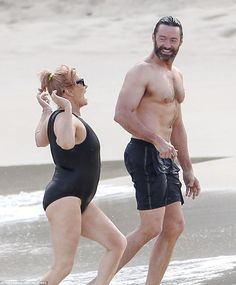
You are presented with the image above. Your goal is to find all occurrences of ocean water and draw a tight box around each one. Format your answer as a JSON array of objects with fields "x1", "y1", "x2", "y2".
[
  {"x1": 1, "y1": 182, "x2": 236, "y2": 284},
  {"x1": 2, "y1": 256, "x2": 236, "y2": 284},
  {"x1": 0, "y1": 183, "x2": 133, "y2": 224},
  {"x1": 49, "y1": 256, "x2": 236, "y2": 285},
  {"x1": 1, "y1": 181, "x2": 235, "y2": 225}
]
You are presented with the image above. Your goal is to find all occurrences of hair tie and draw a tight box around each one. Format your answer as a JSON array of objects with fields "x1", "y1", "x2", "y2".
[{"x1": 48, "y1": 73, "x2": 54, "y2": 81}]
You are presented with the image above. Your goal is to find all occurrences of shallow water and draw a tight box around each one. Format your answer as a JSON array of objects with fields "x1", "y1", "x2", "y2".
[
  {"x1": 3, "y1": 256, "x2": 236, "y2": 285},
  {"x1": 0, "y1": 183, "x2": 133, "y2": 223},
  {"x1": 1, "y1": 183, "x2": 236, "y2": 283}
]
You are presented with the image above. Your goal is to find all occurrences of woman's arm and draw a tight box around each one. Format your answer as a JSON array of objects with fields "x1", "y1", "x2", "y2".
[
  {"x1": 51, "y1": 91, "x2": 77, "y2": 150},
  {"x1": 35, "y1": 92, "x2": 52, "y2": 147}
]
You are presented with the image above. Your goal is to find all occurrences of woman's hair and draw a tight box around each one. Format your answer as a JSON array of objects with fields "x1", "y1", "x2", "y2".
[{"x1": 39, "y1": 65, "x2": 78, "y2": 97}]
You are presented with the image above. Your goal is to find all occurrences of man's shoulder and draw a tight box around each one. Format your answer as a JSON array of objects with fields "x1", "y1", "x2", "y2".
[
  {"x1": 172, "y1": 65, "x2": 183, "y2": 76},
  {"x1": 127, "y1": 60, "x2": 154, "y2": 76},
  {"x1": 135, "y1": 57, "x2": 155, "y2": 68}
]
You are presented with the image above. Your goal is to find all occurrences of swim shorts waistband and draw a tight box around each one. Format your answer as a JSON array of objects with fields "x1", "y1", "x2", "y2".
[{"x1": 130, "y1": 138, "x2": 154, "y2": 146}]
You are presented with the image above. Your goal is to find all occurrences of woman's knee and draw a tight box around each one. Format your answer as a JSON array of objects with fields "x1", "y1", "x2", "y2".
[
  {"x1": 53, "y1": 258, "x2": 74, "y2": 278},
  {"x1": 108, "y1": 231, "x2": 127, "y2": 255},
  {"x1": 114, "y1": 233, "x2": 127, "y2": 253},
  {"x1": 119, "y1": 233, "x2": 127, "y2": 252}
]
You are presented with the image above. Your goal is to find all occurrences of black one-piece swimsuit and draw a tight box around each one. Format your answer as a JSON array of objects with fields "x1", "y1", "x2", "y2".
[{"x1": 43, "y1": 110, "x2": 101, "y2": 213}]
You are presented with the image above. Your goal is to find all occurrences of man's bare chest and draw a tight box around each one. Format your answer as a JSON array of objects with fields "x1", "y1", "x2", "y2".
[{"x1": 147, "y1": 73, "x2": 184, "y2": 103}]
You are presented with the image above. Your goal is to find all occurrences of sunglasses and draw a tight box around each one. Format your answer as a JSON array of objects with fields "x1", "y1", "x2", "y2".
[{"x1": 76, "y1": 78, "x2": 87, "y2": 88}]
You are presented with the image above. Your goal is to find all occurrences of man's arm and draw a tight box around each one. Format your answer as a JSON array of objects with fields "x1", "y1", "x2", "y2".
[
  {"x1": 114, "y1": 65, "x2": 177, "y2": 158},
  {"x1": 171, "y1": 105, "x2": 201, "y2": 199},
  {"x1": 171, "y1": 105, "x2": 192, "y2": 171},
  {"x1": 114, "y1": 65, "x2": 156, "y2": 141}
]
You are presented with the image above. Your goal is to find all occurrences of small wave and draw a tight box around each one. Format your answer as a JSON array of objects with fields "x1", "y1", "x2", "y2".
[
  {"x1": 68, "y1": 255, "x2": 236, "y2": 284},
  {"x1": 3, "y1": 255, "x2": 236, "y2": 285},
  {"x1": 0, "y1": 183, "x2": 133, "y2": 224}
]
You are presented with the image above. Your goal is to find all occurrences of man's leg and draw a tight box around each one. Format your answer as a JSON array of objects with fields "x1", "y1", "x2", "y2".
[
  {"x1": 86, "y1": 207, "x2": 165, "y2": 285},
  {"x1": 116, "y1": 206, "x2": 166, "y2": 272},
  {"x1": 145, "y1": 202, "x2": 185, "y2": 285}
]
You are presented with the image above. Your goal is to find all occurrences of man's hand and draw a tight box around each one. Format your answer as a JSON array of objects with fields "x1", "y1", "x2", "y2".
[
  {"x1": 155, "y1": 137, "x2": 178, "y2": 159},
  {"x1": 183, "y1": 170, "x2": 201, "y2": 199}
]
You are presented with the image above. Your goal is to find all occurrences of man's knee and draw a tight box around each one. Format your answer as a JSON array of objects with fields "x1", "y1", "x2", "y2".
[
  {"x1": 163, "y1": 218, "x2": 185, "y2": 239},
  {"x1": 138, "y1": 224, "x2": 163, "y2": 242},
  {"x1": 173, "y1": 218, "x2": 185, "y2": 236}
]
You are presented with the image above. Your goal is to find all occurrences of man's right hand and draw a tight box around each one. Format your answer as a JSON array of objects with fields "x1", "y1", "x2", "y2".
[{"x1": 154, "y1": 137, "x2": 178, "y2": 159}]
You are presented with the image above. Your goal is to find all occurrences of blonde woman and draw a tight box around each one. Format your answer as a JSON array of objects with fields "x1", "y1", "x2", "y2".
[{"x1": 35, "y1": 65, "x2": 126, "y2": 285}]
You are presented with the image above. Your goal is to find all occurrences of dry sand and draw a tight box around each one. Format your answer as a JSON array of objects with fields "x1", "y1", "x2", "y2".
[{"x1": 0, "y1": 0, "x2": 236, "y2": 166}]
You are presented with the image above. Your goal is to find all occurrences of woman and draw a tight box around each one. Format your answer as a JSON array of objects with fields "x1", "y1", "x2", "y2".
[{"x1": 35, "y1": 65, "x2": 126, "y2": 285}]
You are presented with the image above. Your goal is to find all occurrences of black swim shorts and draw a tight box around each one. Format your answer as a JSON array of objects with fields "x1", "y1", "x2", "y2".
[{"x1": 124, "y1": 138, "x2": 184, "y2": 210}]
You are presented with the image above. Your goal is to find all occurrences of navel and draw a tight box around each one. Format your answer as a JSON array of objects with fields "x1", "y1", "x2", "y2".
[{"x1": 163, "y1": 97, "x2": 174, "y2": 104}]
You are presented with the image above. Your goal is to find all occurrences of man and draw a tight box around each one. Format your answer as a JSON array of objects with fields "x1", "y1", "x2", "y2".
[{"x1": 114, "y1": 16, "x2": 201, "y2": 284}]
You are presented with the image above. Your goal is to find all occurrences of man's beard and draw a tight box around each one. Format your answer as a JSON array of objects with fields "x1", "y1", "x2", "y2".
[{"x1": 154, "y1": 42, "x2": 179, "y2": 62}]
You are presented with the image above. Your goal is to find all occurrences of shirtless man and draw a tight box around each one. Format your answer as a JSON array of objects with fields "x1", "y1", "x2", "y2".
[{"x1": 114, "y1": 16, "x2": 201, "y2": 284}]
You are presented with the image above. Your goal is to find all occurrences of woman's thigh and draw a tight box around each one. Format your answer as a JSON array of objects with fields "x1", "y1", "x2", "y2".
[
  {"x1": 46, "y1": 196, "x2": 82, "y2": 261},
  {"x1": 81, "y1": 202, "x2": 125, "y2": 249}
]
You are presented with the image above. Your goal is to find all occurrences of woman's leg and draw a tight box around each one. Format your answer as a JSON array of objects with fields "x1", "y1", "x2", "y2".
[
  {"x1": 82, "y1": 202, "x2": 127, "y2": 285},
  {"x1": 40, "y1": 196, "x2": 82, "y2": 285}
]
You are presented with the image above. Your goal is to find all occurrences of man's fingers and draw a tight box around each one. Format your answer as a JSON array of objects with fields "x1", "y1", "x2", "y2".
[
  {"x1": 186, "y1": 186, "x2": 200, "y2": 200},
  {"x1": 160, "y1": 148, "x2": 178, "y2": 159}
]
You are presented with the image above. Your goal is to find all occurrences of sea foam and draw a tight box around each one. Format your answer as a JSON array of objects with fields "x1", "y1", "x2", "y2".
[
  {"x1": 3, "y1": 255, "x2": 236, "y2": 285},
  {"x1": 0, "y1": 183, "x2": 133, "y2": 224}
]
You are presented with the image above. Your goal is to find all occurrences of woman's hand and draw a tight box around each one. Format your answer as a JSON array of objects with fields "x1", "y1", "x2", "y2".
[
  {"x1": 51, "y1": 90, "x2": 72, "y2": 111},
  {"x1": 35, "y1": 90, "x2": 52, "y2": 147},
  {"x1": 36, "y1": 90, "x2": 52, "y2": 112}
]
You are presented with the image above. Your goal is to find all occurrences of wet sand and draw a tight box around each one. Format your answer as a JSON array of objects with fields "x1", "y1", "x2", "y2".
[
  {"x1": 0, "y1": 156, "x2": 227, "y2": 195},
  {"x1": 1, "y1": 187, "x2": 236, "y2": 284}
]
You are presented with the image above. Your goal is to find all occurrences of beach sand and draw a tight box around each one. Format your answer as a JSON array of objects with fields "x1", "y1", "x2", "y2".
[
  {"x1": 0, "y1": 156, "x2": 225, "y2": 195},
  {"x1": 0, "y1": 0, "x2": 236, "y2": 166}
]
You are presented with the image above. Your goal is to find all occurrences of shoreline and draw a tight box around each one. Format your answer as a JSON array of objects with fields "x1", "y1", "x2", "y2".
[
  {"x1": 0, "y1": 156, "x2": 228, "y2": 195},
  {"x1": 1, "y1": 156, "x2": 236, "y2": 283},
  {"x1": 1, "y1": 189, "x2": 236, "y2": 283}
]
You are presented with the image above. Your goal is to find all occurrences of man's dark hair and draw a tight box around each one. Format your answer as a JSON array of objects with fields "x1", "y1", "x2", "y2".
[{"x1": 153, "y1": 16, "x2": 183, "y2": 40}]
